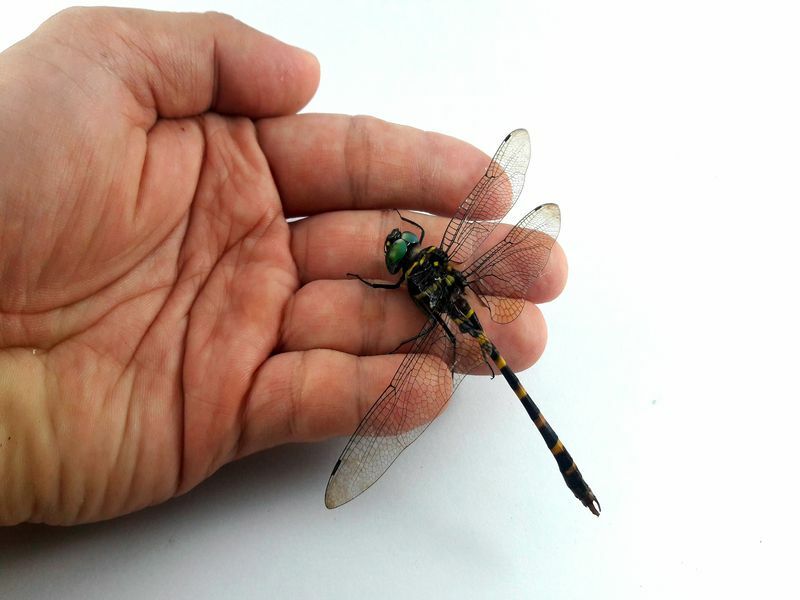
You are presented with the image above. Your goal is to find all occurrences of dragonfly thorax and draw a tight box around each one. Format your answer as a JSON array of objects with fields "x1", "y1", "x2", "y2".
[{"x1": 405, "y1": 246, "x2": 467, "y2": 315}]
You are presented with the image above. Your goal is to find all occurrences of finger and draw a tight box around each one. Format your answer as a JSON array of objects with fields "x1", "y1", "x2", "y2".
[
  {"x1": 279, "y1": 279, "x2": 547, "y2": 372},
  {"x1": 256, "y1": 114, "x2": 493, "y2": 217},
  {"x1": 290, "y1": 210, "x2": 568, "y2": 303},
  {"x1": 41, "y1": 7, "x2": 319, "y2": 122},
  {"x1": 237, "y1": 349, "x2": 426, "y2": 454},
  {"x1": 239, "y1": 294, "x2": 547, "y2": 455}
]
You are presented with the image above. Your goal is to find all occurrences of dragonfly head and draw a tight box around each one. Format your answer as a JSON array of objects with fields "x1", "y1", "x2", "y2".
[{"x1": 384, "y1": 229, "x2": 419, "y2": 274}]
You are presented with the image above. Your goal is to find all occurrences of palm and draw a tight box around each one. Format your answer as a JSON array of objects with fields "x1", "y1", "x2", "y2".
[
  {"x1": 0, "y1": 8, "x2": 563, "y2": 525},
  {"x1": 7, "y1": 115, "x2": 300, "y2": 524}
]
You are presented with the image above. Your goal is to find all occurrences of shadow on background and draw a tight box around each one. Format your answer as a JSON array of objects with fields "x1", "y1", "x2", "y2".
[{"x1": 0, "y1": 440, "x2": 337, "y2": 561}]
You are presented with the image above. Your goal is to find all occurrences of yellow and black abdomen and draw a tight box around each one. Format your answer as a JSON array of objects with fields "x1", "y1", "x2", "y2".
[
  {"x1": 406, "y1": 253, "x2": 600, "y2": 516},
  {"x1": 480, "y1": 336, "x2": 600, "y2": 515}
]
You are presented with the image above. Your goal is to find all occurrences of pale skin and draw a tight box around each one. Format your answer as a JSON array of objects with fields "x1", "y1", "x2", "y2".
[{"x1": 0, "y1": 8, "x2": 567, "y2": 525}]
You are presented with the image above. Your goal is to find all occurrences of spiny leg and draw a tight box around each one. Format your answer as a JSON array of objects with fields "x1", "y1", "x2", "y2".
[
  {"x1": 463, "y1": 322, "x2": 496, "y2": 378},
  {"x1": 390, "y1": 319, "x2": 438, "y2": 353},
  {"x1": 430, "y1": 312, "x2": 458, "y2": 371},
  {"x1": 474, "y1": 292, "x2": 491, "y2": 312},
  {"x1": 395, "y1": 210, "x2": 426, "y2": 244},
  {"x1": 347, "y1": 273, "x2": 403, "y2": 289},
  {"x1": 479, "y1": 341, "x2": 497, "y2": 378},
  {"x1": 349, "y1": 271, "x2": 415, "y2": 351},
  {"x1": 451, "y1": 304, "x2": 496, "y2": 377}
]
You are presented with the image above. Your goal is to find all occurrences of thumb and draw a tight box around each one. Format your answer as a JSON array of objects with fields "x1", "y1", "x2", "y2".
[{"x1": 35, "y1": 7, "x2": 320, "y2": 123}]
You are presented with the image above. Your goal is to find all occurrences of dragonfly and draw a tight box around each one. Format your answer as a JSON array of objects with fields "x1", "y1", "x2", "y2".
[{"x1": 324, "y1": 129, "x2": 600, "y2": 516}]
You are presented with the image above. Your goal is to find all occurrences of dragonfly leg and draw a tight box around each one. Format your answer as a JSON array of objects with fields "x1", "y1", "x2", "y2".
[
  {"x1": 464, "y1": 321, "x2": 496, "y2": 378},
  {"x1": 430, "y1": 312, "x2": 458, "y2": 370},
  {"x1": 480, "y1": 342, "x2": 497, "y2": 379},
  {"x1": 389, "y1": 319, "x2": 437, "y2": 353},
  {"x1": 347, "y1": 273, "x2": 404, "y2": 289},
  {"x1": 395, "y1": 210, "x2": 426, "y2": 244},
  {"x1": 474, "y1": 293, "x2": 491, "y2": 311}
]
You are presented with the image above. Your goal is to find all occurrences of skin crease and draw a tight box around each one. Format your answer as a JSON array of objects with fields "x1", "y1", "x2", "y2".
[{"x1": 0, "y1": 8, "x2": 567, "y2": 525}]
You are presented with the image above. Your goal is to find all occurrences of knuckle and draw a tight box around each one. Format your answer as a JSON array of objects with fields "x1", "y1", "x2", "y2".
[{"x1": 344, "y1": 115, "x2": 387, "y2": 208}]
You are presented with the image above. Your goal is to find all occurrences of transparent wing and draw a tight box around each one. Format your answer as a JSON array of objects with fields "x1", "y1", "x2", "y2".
[
  {"x1": 325, "y1": 317, "x2": 486, "y2": 508},
  {"x1": 440, "y1": 129, "x2": 531, "y2": 265},
  {"x1": 463, "y1": 203, "x2": 561, "y2": 324}
]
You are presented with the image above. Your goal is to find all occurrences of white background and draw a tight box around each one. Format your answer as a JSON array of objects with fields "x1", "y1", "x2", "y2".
[{"x1": 2, "y1": 1, "x2": 799, "y2": 598}]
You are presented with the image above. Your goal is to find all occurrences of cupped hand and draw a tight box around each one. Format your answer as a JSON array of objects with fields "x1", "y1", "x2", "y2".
[{"x1": 0, "y1": 8, "x2": 566, "y2": 525}]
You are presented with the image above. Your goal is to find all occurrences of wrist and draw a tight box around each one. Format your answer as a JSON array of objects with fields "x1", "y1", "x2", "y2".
[{"x1": 0, "y1": 351, "x2": 56, "y2": 525}]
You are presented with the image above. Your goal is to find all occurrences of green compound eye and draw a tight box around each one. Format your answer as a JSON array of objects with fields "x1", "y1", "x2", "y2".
[
  {"x1": 385, "y1": 239, "x2": 408, "y2": 274},
  {"x1": 401, "y1": 231, "x2": 419, "y2": 245}
]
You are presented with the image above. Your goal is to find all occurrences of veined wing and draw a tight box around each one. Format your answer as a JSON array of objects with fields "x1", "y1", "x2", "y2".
[
  {"x1": 463, "y1": 203, "x2": 561, "y2": 324},
  {"x1": 325, "y1": 317, "x2": 487, "y2": 508},
  {"x1": 440, "y1": 129, "x2": 531, "y2": 265}
]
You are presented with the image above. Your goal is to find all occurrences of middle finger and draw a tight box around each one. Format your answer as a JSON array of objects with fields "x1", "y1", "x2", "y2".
[
  {"x1": 278, "y1": 278, "x2": 547, "y2": 373},
  {"x1": 289, "y1": 209, "x2": 568, "y2": 304}
]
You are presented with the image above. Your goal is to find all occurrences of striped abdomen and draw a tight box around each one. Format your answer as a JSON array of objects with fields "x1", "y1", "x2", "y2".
[{"x1": 477, "y1": 334, "x2": 601, "y2": 516}]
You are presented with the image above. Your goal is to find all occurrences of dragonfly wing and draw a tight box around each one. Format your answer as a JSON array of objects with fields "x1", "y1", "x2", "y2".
[
  {"x1": 440, "y1": 129, "x2": 531, "y2": 265},
  {"x1": 463, "y1": 203, "x2": 561, "y2": 324},
  {"x1": 325, "y1": 317, "x2": 487, "y2": 508}
]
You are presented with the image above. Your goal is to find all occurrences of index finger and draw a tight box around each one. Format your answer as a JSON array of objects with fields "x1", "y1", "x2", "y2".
[{"x1": 255, "y1": 114, "x2": 493, "y2": 217}]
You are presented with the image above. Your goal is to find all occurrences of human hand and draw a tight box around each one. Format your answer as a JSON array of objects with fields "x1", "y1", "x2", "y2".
[{"x1": 0, "y1": 8, "x2": 566, "y2": 525}]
